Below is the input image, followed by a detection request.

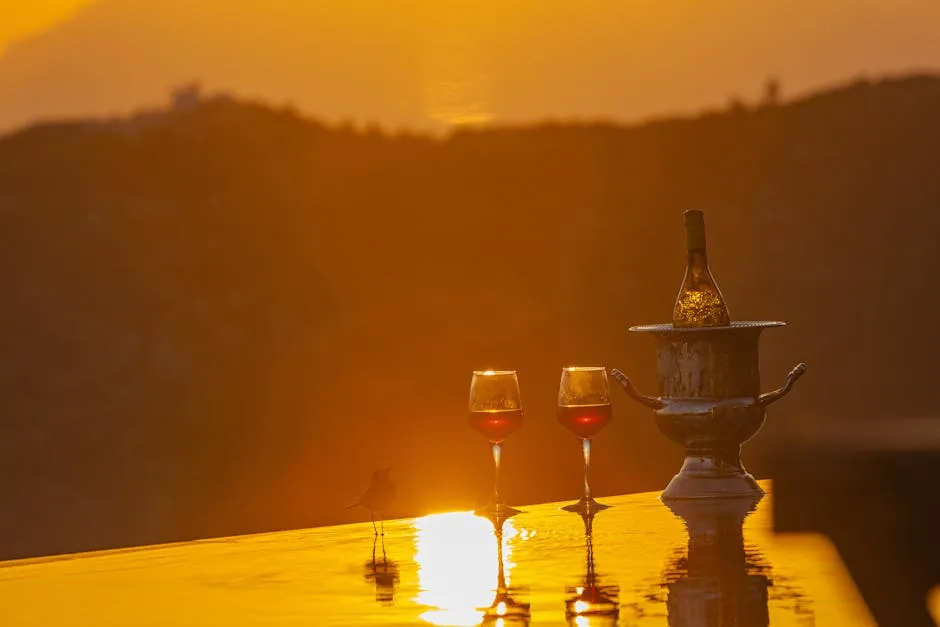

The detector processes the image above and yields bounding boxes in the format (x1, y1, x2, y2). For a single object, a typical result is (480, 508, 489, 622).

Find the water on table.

(0, 481, 886, 626)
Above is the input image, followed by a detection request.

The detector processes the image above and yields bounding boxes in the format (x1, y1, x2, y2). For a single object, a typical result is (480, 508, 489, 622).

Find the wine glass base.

(483, 601, 531, 624)
(562, 497, 611, 515)
(475, 502, 523, 527)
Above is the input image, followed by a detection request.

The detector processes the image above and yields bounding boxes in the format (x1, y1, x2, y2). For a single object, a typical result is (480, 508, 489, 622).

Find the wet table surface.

(0, 480, 921, 626)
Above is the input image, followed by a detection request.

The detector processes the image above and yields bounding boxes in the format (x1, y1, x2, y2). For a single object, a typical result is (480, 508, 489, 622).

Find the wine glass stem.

(586, 531, 596, 583)
(582, 438, 592, 501)
(492, 443, 502, 504)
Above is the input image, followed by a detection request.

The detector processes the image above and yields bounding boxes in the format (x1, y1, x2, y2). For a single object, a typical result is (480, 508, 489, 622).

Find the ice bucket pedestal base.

(662, 451, 764, 501)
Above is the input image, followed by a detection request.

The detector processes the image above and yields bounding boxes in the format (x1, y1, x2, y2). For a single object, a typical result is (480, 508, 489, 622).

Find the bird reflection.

(661, 495, 772, 627)
(564, 506, 620, 626)
(478, 508, 531, 626)
(364, 533, 400, 605)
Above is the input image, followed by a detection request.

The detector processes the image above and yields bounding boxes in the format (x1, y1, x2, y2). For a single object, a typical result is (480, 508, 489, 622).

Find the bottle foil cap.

(684, 209, 705, 226)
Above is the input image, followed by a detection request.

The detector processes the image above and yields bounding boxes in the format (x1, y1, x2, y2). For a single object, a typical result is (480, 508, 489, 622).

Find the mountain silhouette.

(2, 0, 940, 133)
(1, 73, 940, 560)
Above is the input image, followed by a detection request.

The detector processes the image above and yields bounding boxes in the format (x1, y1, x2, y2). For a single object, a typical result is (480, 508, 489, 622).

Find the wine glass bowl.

(558, 366, 613, 514)
(557, 367, 613, 439)
(468, 370, 524, 444)
(469, 370, 524, 520)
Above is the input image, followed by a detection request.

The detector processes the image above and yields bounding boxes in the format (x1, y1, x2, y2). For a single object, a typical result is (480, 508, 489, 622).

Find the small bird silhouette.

(348, 467, 396, 535)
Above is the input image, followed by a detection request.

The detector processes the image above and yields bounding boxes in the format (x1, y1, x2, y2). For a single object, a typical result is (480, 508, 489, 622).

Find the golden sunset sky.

(2, 0, 940, 132)
(0, 0, 93, 53)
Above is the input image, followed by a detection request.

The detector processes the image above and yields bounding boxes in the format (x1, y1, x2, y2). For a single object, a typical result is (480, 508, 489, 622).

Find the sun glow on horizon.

(422, 3, 493, 129)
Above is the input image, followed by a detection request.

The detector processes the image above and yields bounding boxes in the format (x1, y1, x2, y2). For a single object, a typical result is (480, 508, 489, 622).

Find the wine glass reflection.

(662, 495, 773, 627)
(363, 533, 400, 605)
(480, 510, 531, 626)
(564, 508, 620, 626)
(414, 511, 530, 627)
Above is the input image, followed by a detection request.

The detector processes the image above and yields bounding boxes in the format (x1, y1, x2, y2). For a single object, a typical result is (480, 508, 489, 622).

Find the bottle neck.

(686, 248, 708, 264)
(685, 249, 709, 283)
(685, 223, 707, 254)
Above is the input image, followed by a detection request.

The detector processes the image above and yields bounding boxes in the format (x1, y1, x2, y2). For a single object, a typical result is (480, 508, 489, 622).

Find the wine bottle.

(672, 209, 731, 327)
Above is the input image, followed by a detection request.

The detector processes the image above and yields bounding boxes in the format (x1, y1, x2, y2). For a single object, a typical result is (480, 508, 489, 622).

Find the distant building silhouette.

(762, 76, 781, 107)
(80, 83, 239, 135)
(171, 82, 203, 111)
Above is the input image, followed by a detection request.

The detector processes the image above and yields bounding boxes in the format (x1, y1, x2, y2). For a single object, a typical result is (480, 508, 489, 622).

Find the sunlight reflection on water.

(413, 511, 524, 626)
(0, 483, 888, 626)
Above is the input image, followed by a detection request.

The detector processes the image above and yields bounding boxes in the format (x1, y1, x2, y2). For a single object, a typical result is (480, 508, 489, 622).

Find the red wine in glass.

(469, 408, 524, 444)
(557, 403, 612, 439)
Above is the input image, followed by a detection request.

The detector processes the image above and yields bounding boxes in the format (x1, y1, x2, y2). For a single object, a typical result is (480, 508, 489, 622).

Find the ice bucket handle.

(609, 368, 665, 409)
(759, 363, 807, 407)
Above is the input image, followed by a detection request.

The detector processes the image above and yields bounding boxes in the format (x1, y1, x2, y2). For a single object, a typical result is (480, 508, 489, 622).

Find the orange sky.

(2, 0, 940, 132)
(0, 0, 93, 53)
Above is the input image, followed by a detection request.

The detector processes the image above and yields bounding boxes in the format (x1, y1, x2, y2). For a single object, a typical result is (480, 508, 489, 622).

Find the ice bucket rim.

(629, 321, 786, 333)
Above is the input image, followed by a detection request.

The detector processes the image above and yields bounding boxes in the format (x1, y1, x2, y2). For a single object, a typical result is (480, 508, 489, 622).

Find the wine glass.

(468, 370, 524, 520)
(558, 366, 613, 514)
